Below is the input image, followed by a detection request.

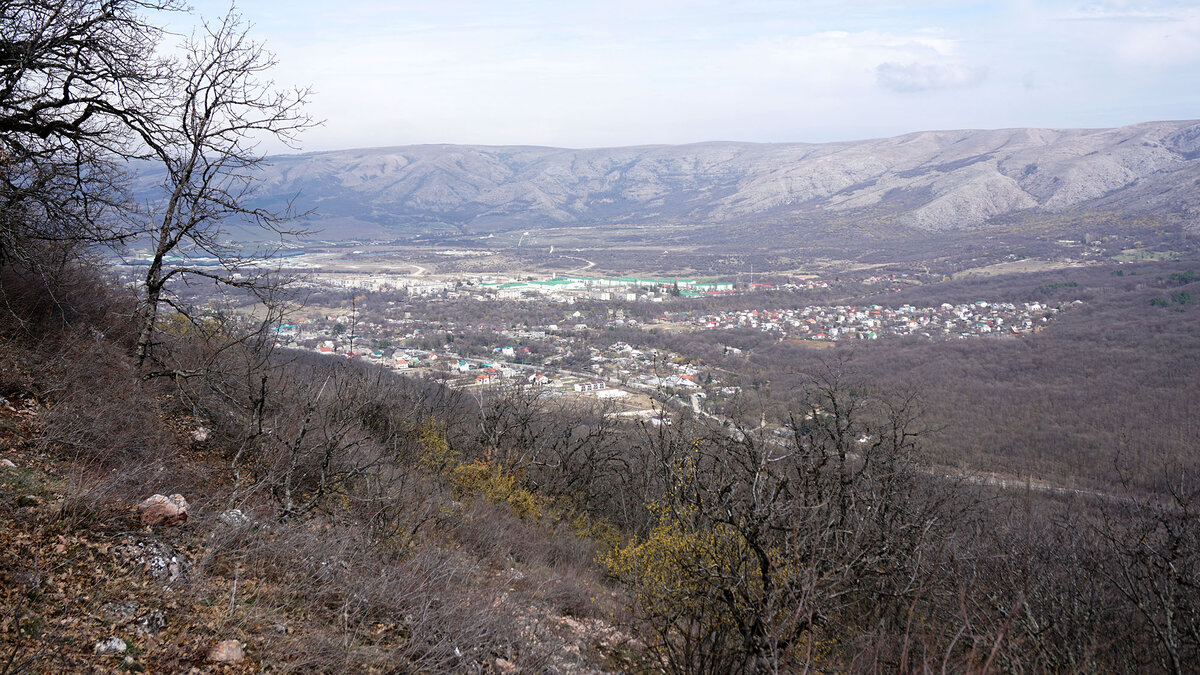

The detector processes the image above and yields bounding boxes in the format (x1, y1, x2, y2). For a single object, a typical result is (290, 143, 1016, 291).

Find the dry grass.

(0, 260, 629, 673)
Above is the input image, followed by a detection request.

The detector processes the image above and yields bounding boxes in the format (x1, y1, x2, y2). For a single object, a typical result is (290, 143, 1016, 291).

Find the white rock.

(94, 637, 127, 654)
(217, 509, 251, 527)
(112, 537, 188, 582)
(134, 609, 166, 635)
(0, 458, 16, 468)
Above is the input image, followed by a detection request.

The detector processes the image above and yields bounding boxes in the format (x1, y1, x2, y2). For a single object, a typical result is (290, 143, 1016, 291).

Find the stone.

(17, 494, 39, 507)
(134, 609, 166, 635)
(100, 601, 139, 624)
(191, 427, 210, 443)
(0, 458, 16, 468)
(138, 493, 188, 526)
(93, 636, 127, 655)
(217, 509, 251, 527)
(112, 536, 189, 582)
(207, 639, 245, 664)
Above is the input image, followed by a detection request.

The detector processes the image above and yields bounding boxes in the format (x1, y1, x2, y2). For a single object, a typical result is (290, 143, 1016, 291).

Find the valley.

(6, 0, 1200, 669)
(125, 226, 1198, 497)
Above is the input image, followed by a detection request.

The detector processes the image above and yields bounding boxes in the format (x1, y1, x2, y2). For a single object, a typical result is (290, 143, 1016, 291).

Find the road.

(558, 256, 595, 274)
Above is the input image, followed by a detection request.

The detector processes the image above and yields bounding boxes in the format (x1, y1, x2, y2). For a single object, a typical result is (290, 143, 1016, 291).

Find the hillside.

(5, 259, 1199, 673)
(0, 278, 632, 673)
(192, 120, 1200, 241)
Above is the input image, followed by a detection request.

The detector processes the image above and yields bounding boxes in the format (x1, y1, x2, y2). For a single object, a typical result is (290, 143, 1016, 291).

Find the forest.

(604, 261, 1200, 491)
(2, 1, 1199, 673)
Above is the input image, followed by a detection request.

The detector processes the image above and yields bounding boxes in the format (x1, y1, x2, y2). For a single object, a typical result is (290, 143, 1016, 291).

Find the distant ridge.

(137, 120, 1200, 240)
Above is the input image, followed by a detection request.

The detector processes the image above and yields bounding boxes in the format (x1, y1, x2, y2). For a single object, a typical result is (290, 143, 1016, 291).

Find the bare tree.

(606, 363, 949, 673)
(260, 364, 385, 519)
(0, 0, 182, 335)
(132, 6, 313, 376)
(0, 0, 180, 266)
(1089, 469, 1200, 674)
(471, 384, 631, 513)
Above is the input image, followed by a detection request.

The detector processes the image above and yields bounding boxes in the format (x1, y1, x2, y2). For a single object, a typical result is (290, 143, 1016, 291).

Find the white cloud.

(1114, 9, 1200, 66)
(721, 30, 973, 89)
(173, 0, 1200, 150)
(1039, 2, 1200, 67)
(268, 25, 992, 148)
(875, 62, 988, 91)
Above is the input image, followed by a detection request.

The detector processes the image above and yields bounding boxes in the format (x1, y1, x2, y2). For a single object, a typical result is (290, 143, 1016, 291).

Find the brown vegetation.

(2, 2, 1199, 672)
(4, 250, 1200, 673)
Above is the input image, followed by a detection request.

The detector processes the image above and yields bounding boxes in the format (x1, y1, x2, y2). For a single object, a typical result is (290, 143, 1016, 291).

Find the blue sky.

(175, 1, 1200, 151)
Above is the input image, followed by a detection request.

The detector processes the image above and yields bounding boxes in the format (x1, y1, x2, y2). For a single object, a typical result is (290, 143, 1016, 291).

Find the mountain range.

(181, 120, 1200, 241)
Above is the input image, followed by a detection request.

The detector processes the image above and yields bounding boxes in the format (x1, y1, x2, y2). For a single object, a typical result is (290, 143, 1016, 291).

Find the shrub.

(602, 502, 758, 673)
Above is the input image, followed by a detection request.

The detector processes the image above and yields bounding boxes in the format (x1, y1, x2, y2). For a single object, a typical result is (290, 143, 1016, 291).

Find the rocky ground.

(0, 391, 640, 673)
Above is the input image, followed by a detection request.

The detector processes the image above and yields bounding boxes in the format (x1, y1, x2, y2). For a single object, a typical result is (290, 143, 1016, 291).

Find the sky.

(174, 0, 1200, 152)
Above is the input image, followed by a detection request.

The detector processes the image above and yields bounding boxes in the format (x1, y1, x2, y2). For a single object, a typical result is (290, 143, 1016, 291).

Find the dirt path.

(559, 255, 595, 274)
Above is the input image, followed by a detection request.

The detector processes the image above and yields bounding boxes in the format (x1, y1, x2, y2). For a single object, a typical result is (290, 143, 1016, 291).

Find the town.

(109, 250, 1077, 426)
(649, 299, 1065, 340)
(248, 268, 1075, 425)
